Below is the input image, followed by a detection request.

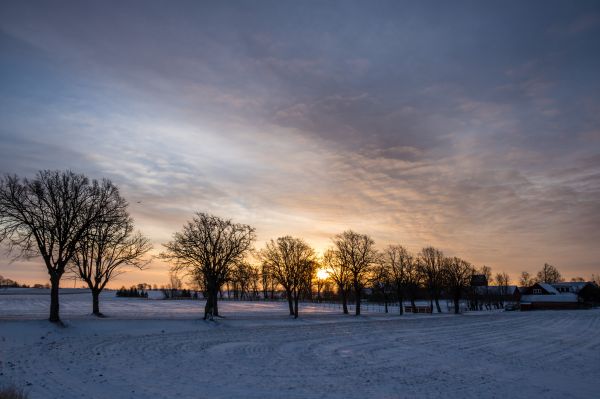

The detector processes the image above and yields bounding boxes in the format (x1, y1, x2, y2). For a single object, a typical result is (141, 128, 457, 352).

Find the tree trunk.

(49, 274, 61, 323)
(454, 292, 460, 314)
(354, 282, 361, 316)
(204, 292, 213, 320)
(213, 289, 219, 316)
(340, 287, 349, 314)
(293, 294, 299, 319)
(286, 290, 294, 316)
(204, 282, 218, 320)
(434, 296, 442, 313)
(411, 297, 416, 313)
(92, 289, 102, 316)
(384, 292, 388, 313)
(397, 285, 404, 315)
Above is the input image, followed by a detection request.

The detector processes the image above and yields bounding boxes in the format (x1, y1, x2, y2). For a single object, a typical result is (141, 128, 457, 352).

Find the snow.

(537, 283, 560, 295)
(552, 282, 591, 293)
(520, 293, 578, 303)
(1, 290, 599, 398)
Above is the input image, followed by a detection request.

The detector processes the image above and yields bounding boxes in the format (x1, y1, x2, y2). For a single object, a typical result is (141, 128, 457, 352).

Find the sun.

(316, 268, 330, 280)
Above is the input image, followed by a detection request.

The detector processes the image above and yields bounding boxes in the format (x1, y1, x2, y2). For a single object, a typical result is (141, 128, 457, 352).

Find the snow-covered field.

(1, 290, 599, 398)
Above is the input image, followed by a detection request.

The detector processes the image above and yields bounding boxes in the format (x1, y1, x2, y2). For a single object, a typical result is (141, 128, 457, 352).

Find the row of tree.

(160, 214, 517, 318)
(1, 170, 592, 322)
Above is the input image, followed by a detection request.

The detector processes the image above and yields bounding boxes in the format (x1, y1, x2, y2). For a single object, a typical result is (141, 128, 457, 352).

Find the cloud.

(1, 0, 599, 285)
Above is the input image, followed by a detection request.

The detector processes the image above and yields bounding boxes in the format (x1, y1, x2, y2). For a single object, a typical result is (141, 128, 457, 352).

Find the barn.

(519, 282, 584, 311)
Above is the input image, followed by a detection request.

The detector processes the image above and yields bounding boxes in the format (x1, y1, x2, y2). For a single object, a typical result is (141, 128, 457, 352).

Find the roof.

(552, 282, 593, 292)
(520, 293, 578, 303)
(537, 283, 560, 295)
(552, 282, 590, 287)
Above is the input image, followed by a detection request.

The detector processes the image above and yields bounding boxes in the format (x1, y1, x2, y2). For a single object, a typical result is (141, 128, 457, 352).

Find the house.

(519, 282, 583, 310)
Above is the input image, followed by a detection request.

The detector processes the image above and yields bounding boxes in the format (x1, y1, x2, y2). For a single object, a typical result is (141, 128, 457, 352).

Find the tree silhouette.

(418, 246, 445, 313)
(519, 271, 534, 287)
(259, 236, 316, 318)
(495, 272, 511, 307)
(332, 230, 378, 316)
(322, 248, 352, 314)
(70, 191, 151, 316)
(536, 263, 563, 284)
(444, 257, 473, 314)
(0, 170, 123, 323)
(161, 212, 255, 320)
(381, 245, 417, 315)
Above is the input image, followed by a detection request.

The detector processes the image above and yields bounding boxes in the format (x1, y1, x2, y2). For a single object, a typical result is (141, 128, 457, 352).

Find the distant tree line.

(116, 286, 148, 298)
(0, 275, 29, 288)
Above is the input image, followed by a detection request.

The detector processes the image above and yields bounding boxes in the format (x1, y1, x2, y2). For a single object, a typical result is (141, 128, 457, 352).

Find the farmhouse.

(519, 282, 587, 310)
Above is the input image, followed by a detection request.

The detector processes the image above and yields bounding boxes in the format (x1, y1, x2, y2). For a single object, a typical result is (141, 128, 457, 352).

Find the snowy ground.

(1, 290, 599, 398)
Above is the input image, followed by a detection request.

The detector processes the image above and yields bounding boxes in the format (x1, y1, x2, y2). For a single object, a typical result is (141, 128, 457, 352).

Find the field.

(1, 290, 599, 398)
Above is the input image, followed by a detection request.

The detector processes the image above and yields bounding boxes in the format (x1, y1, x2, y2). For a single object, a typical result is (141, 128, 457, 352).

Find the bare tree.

(444, 257, 474, 314)
(322, 248, 352, 314)
(382, 245, 416, 315)
(162, 272, 184, 299)
(519, 271, 533, 287)
(418, 246, 446, 313)
(161, 212, 255, 320)
(495, 272, 510, 287)
(258, 236, 316, 318)
(332, 230, 378, 316)
(69, 194, 151, 316)
(249, 264, 261, 299)
(536, 263, 563, 284)
(260, 261, 276, 300)
(372, 257, 392, 313)
(495, 272, 510, 307)
(230, 261, 259, 300)
(300, 262, 317, 302)
(169, 271, 183, 290)
(0, 170, 122, 323)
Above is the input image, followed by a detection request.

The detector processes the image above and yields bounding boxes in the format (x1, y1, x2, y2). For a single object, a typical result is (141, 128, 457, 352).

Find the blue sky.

(1, 1, 599, 285)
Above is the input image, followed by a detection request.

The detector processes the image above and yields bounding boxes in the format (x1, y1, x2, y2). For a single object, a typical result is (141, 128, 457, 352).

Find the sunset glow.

(316, 268, 330, 280)
(1, 1, 599, 287)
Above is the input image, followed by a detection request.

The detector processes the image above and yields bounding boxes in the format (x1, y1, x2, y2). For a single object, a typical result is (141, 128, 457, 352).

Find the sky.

(1, 0, 599, 287)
